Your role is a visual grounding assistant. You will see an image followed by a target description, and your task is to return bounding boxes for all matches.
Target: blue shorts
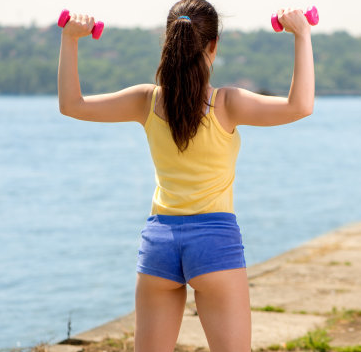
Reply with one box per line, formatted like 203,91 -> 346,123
136,212 -> 246,285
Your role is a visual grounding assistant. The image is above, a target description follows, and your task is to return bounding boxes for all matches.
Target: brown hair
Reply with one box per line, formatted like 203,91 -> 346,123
155,0 -> 220,153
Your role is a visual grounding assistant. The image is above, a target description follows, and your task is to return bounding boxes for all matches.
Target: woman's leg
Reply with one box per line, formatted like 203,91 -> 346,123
134,272 -> 187,352
188,268 -> 251,352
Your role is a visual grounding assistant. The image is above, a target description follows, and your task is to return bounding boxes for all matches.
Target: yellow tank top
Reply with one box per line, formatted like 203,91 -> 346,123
144,86 -> 241,215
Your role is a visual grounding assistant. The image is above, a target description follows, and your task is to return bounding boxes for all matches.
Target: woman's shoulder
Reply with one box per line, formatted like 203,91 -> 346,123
215,86 -> 238,105
139,83 -> 158,99
212,86 -> 235,114
214,86 -> 264,130
132,84 -> 157,127
143,83 -> 158,105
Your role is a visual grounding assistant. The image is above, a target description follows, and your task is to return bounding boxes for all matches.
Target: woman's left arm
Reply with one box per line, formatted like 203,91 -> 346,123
225,9 -> 315,127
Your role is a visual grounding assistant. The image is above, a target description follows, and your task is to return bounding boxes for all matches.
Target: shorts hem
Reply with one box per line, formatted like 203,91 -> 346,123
185,261 -> 247,283
136,264 -> 186,285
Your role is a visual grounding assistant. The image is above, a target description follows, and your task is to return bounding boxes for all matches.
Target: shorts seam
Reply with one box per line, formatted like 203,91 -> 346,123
186,260 -> 247,282
136,264 -> 186,284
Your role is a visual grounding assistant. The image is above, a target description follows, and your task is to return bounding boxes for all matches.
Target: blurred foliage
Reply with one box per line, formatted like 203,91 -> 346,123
0,25 -> 360,95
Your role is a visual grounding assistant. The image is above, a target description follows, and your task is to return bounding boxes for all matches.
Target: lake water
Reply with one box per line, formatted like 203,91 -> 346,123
0,96 -> 360,350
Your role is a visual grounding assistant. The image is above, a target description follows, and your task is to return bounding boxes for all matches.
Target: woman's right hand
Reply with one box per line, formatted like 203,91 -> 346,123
62,13 -> 95,40
277,8 -> 311,37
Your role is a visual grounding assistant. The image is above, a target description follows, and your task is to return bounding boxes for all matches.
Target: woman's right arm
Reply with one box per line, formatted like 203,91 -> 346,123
58,13 -> 151,124
225,8 -> 315,127
58,32 -> 82,115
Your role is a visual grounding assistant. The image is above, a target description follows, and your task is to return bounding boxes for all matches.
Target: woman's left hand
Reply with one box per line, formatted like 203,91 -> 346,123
277,8 -> 311,37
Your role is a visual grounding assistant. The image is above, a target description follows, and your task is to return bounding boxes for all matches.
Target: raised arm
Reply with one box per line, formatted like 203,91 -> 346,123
225,8 -> 315,127
58,13 -> 151,124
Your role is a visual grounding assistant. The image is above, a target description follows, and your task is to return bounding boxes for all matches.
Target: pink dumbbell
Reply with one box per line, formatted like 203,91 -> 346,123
271,6 -> 319,32
58,9 -> 104,40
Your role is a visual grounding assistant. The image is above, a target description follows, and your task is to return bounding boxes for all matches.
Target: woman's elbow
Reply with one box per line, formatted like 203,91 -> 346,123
58,100 -> 82,118
302,105 -> 313,117
59,101 -> 69,116
304,97 -> 314,116
294,104 -> 314,120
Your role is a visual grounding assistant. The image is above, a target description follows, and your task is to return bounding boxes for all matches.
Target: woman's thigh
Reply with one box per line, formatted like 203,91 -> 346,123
134,272 -> 187,352
188,268 -> 251,352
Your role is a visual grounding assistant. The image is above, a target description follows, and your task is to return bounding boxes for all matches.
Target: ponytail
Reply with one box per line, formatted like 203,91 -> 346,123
155,0 -> 219,153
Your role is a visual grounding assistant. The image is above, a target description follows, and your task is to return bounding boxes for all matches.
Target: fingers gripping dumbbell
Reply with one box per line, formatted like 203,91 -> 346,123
58,9 -> 104,40
271,6 -> 319,32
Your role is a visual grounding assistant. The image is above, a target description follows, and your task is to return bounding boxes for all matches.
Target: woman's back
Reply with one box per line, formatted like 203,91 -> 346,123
145,85 -> 241,215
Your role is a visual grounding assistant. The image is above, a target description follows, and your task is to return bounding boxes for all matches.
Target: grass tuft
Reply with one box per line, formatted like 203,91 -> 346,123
333,346 -> 361,352
267,344 -> 283,350
253,305 -> 285,313
285,329 -> 331,352
292,310 -> 308,315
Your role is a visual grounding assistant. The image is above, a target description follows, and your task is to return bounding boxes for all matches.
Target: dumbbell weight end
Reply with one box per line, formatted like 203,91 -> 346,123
92,22 -> 104,40
305,6 -> 319,26
58,9 -> 71,28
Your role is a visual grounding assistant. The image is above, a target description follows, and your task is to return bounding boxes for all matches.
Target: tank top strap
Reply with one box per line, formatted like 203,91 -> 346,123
152,86 -> 159,112
144,86 -> 159,131
205,88 -> 218,115
210,88 -> 218,111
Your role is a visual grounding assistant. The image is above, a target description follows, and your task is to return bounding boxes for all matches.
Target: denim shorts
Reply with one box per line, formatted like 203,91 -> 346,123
136,212 -> 246,285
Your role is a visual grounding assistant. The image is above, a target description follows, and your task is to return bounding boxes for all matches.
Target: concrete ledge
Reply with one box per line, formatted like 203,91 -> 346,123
47,345 -> 83,352
251,311 -> 326,350
70,311 -> 135,343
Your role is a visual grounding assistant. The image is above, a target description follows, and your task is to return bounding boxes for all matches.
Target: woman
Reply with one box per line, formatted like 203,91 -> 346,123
58,0 -> 314,350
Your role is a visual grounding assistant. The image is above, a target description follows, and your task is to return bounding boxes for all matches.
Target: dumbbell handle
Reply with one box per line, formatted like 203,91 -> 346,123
57,9 -> 104,40
271,6 -> 319,32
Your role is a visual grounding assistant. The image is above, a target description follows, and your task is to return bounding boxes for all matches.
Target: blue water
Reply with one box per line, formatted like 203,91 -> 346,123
0,96 -> 360,350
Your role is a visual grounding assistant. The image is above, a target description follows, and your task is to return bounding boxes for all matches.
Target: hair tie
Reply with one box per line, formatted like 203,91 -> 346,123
178,15 -> 191,22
